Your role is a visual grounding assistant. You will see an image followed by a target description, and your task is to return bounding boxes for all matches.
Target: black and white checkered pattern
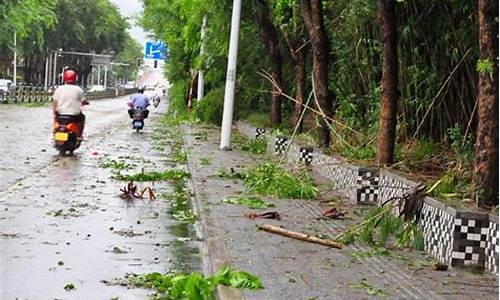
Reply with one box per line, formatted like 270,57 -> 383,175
485,221 -> 499,273
299,147 -> 314,165
255,128 -> 266,139
356,168 -> 379,204
274,136 -> 288,154
419,202 -> 454,264
451,216 -> 490,266
378,174 -> 411,205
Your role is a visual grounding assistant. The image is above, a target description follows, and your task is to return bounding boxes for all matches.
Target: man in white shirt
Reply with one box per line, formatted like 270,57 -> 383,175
52,69 -> 87,137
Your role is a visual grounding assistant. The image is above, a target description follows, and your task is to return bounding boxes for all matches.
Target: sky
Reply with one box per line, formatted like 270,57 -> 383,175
109,0 -> 149,46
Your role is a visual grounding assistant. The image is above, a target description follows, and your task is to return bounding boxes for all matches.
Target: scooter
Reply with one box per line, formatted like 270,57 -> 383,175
53,100 -> 88,156
132,108 -> 146,133
53,115 -> 83,155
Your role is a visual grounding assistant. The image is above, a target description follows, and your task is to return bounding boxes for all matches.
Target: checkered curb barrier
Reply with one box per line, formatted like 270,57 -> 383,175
236,122 -> 499,274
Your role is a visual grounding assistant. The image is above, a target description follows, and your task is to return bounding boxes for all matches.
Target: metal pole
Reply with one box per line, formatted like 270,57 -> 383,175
52,51 -> 58,86
219,0 -> 242,150
44,53 -> 49,90
104,65 -> 108,88
13,32 -> 17,86
97,66 -> 101,86
197,15 -> 207,101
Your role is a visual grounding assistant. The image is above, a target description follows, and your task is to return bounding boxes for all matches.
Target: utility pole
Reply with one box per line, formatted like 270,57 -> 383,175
197,15 -> 207,101
52,50 -> 58,86
97,65 -> 101,86
219,0 -> 242,150
104,65 -> 108,88
44,52 -> 49,90
13,31 -> 17,86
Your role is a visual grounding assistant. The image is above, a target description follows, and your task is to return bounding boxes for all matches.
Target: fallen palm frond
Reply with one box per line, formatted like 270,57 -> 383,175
336,183 -> 426,249
119,181 -> 157,201
244,163 -> 319,199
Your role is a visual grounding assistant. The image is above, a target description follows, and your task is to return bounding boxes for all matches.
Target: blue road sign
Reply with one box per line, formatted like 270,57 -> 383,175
145,41 -> 166,60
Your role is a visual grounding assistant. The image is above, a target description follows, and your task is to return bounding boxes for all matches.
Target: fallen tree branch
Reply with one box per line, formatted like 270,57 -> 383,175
256,223 -> 343,249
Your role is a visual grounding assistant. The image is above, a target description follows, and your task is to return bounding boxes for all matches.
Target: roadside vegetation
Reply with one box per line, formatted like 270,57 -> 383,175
141,0 -> 498,208
126,266 -> 262,300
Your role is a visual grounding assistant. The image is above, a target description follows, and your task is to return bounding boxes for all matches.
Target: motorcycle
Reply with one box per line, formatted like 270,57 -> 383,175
132,108 -> 146,133
53,100 -> 88,156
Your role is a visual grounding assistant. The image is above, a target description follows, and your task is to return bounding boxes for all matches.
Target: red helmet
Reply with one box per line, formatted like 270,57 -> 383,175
63,70 -> 77,84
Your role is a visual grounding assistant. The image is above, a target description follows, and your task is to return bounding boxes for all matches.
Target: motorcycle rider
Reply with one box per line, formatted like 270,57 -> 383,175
128,87 -> 150,118
52,69 -> 87,138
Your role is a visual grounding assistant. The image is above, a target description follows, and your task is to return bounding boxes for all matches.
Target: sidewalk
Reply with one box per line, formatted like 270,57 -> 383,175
180,123 -> 498,300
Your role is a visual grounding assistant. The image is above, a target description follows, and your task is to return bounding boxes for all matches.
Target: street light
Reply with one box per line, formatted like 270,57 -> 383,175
220,0 -> 242,150
13,31 -> 17,86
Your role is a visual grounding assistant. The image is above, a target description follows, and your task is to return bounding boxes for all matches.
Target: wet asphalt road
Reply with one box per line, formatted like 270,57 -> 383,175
0,98 -> 200,299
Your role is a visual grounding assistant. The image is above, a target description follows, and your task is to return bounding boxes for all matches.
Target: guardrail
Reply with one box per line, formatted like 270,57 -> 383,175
0,85 -> 50,103
0,86 -> 138,103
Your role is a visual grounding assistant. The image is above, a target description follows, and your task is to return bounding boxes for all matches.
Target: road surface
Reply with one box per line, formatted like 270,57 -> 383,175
0,97 -> 200,299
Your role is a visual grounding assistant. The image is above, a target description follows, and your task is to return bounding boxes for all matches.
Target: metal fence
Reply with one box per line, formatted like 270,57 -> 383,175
0,86 -> 137,103
0,85 -> 50,103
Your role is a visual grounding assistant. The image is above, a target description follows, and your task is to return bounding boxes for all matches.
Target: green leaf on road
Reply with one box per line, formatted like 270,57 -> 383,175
221,196 -> 275,209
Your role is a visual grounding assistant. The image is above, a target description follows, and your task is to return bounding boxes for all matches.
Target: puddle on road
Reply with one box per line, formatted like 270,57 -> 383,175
164,179 -> 200,273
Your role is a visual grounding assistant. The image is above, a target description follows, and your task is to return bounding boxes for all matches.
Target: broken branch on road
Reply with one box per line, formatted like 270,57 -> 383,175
256,223 -> 343,249
245,211 -> 281,220
119,181 -> 157,200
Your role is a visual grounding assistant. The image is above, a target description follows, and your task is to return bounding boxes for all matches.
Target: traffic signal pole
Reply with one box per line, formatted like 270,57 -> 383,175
220,0 -> 241,150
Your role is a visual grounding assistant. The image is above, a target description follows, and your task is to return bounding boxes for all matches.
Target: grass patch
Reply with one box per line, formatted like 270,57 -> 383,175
244,112 -> 271,128
200,157 -> 211,165
171,148 -> 188,164
98,159 -> 135,171
214,167 -> 245,179
244,163 -> 319,199
11,101 -> 50,108
172,209 -> 197,224
221,196 -> 275,209
114,169 -> 190,181
464,264 -> 485,275
126,266 -> 263,300
240,138 -> 267,155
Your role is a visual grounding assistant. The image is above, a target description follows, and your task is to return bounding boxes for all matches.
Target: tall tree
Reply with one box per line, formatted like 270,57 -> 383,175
254,0 -> 284,125
473,0 -> 498,206
273,0 -> 308,132
299,0 -> 332,147
376,0 -> 399,165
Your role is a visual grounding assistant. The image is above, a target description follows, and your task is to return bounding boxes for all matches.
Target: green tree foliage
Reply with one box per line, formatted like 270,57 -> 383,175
0,0 -> 134,83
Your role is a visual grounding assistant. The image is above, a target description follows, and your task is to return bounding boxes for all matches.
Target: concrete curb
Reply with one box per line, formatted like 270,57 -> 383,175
180,124 -> 245,300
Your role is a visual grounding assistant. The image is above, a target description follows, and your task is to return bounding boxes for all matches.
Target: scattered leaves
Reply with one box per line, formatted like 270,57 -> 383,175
349,278 -> 388,297
126,266 -> 262,300
114,169 -> 190,182
221,196 -> 275,209
244,163 -> 318,199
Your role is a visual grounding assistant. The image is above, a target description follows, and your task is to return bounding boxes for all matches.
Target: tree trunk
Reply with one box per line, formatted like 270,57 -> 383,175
300,0 -> 332,147
254,0 -> 283,125
282,22 -> 308,133
292,47 -> 306,132
376,0 -> 400,165
474,0 -> 499,206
